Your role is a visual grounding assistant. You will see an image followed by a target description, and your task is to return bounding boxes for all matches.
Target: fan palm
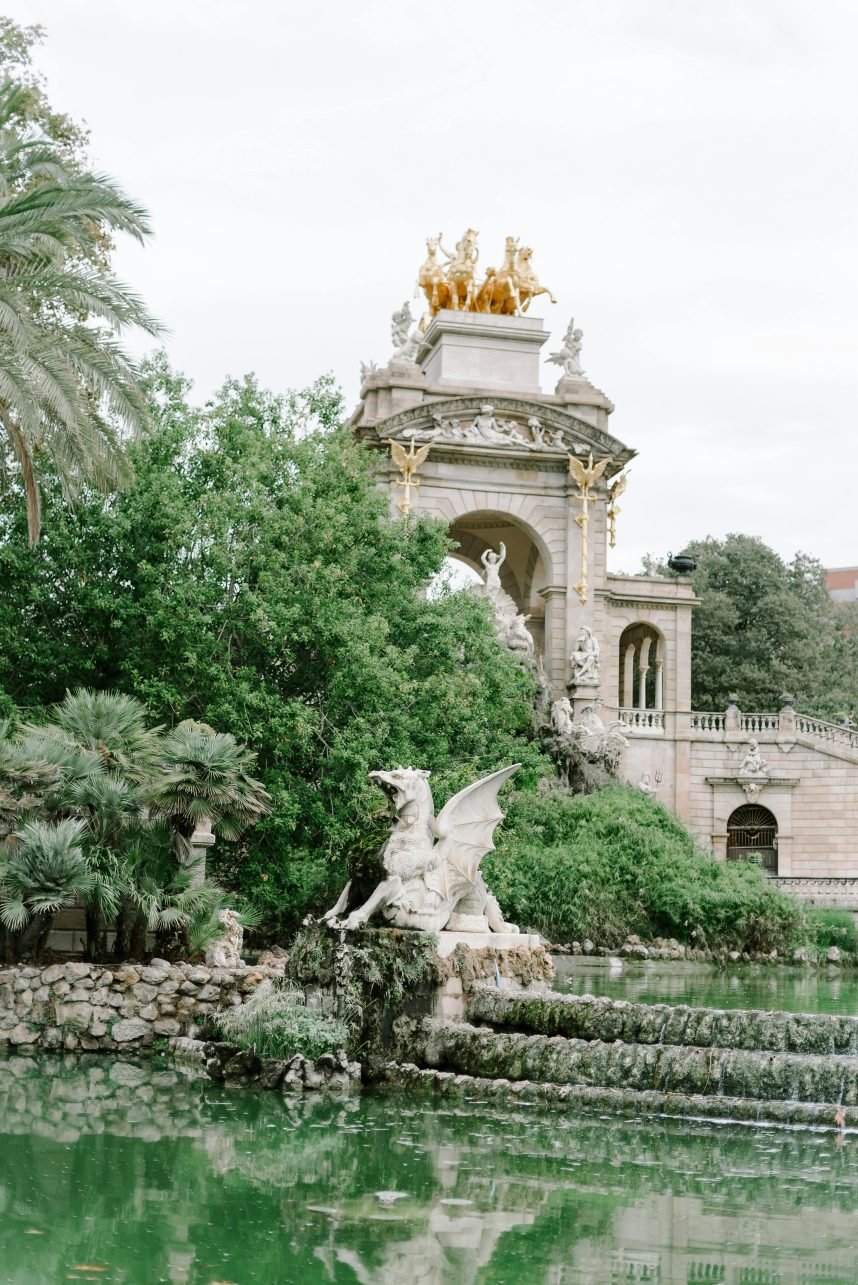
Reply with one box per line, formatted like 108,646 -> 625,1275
145,723 -> 270,867
0,81 -> 160,543
0,816 -> 93,960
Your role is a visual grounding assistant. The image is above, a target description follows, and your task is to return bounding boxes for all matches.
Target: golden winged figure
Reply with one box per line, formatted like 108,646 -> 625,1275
387,437 -> 432,515
389,439 -> 431,474
568,452 -> 612,491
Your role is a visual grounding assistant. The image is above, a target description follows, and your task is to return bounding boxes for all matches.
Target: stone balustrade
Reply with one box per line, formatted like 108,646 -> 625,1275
0,959 -> 284,1052
618,708 -> 665,734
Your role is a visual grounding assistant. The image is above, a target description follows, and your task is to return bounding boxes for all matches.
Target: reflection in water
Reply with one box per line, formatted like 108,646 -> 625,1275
554,955 -> 858,1016
1,1054 -> 858,1283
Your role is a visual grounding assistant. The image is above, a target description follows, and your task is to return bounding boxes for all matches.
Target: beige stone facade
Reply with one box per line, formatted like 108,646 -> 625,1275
354,310 -> 858,896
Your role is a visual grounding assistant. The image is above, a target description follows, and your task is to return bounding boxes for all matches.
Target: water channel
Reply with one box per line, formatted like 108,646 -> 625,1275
553,955 -> 858,1016
1,1053 -> 857,1283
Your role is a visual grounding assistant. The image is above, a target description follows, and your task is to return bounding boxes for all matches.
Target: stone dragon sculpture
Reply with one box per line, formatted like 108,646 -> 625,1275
323,764 -> 520,934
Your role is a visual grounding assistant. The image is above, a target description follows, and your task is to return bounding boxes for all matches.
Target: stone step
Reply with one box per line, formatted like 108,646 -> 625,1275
467,987 -> 858,1055
407,1018 -> 858,1105
380,1062 -> 858,1130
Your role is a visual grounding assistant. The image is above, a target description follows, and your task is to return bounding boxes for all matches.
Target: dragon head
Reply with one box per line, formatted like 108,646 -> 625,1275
369,767 -> 434,827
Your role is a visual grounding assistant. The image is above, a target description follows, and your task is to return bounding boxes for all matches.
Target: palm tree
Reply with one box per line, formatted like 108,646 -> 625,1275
0,82 -> 160,543
145,722 -> 271,869
0,816 -> 92,961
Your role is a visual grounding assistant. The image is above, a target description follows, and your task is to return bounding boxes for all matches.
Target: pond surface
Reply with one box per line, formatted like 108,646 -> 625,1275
2,1054 -> 858,1283
553,955 -> 858,1015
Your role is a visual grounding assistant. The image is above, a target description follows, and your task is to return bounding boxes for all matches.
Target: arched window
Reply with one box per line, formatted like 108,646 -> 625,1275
727,804 -> 778,875
618,623 -> 664,711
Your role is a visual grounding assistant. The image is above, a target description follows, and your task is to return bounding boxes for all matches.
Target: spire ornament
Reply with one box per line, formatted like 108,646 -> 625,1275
569,452 -> 612,604
606,471 -> 629,549
388,438 -> 431,515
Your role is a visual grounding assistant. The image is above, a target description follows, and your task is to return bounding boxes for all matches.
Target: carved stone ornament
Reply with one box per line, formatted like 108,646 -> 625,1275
570,626 -> 600,687
322,765 -> 520,934
399,405 -> 568,453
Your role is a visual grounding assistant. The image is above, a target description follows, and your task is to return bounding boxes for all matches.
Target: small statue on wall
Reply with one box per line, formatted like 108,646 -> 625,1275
739,739 -> 768,777
390,301 -> 421,364
570,626 -> 600,687
548,317 -> 586,380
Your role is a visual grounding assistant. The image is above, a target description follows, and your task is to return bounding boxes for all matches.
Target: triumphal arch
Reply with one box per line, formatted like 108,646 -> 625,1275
350,230 -> 858,898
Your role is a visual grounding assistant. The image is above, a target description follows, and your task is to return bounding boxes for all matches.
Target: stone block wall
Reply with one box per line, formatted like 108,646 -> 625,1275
0,959 -> 283,1053
686,739 -> 858,876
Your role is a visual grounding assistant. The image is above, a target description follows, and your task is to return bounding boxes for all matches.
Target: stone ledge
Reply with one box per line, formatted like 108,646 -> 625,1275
434,929 -> 542,958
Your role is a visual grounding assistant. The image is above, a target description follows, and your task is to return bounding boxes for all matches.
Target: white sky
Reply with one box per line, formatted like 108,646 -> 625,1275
11,0 -> 858,571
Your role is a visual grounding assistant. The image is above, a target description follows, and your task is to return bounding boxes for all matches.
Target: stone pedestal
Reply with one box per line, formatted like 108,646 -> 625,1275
419,310 -> 548,393
434,929 -> 542,958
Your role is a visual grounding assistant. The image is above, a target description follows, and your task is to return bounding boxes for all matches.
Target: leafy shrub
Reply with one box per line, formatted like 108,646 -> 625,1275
485,786 -> 807,955
214,982 -> 349,1060
808,909 -> 858,954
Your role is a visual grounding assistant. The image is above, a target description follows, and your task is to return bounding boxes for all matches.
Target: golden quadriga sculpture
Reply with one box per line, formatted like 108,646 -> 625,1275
416,230 -> 556,326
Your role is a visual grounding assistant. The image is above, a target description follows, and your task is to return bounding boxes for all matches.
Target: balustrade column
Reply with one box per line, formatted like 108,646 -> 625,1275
637,638 -> 652,711
622,643 -> 636,708
654,660 -> 664,711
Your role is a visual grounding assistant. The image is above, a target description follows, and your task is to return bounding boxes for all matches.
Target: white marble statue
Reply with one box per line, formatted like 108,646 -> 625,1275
391,302 -> 413,350
548,317 -> 586,380
739,739 -> 768,776
550,697 -> 575,738
637,772 -> 657,797
476,544 -> 535,664
323,765 -> 520,934
571,700 -> 629,772
570,626 -> 600,687
480,542 -> 506,596
204,908 -> 245,968
390,302 -> 421,364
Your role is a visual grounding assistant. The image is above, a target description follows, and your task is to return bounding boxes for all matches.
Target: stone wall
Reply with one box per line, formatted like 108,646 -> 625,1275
0,959 -> 283,1052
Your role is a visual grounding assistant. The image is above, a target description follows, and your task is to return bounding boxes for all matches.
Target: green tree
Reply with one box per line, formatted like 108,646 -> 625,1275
647,535 -> 854,718
0,23 -> 159,543
0,360 -> 545,932
0,690 -> 268,961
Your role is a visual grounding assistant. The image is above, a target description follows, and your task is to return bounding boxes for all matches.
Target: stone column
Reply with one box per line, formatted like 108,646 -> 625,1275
654,660 -> 664,711
539,585 -> 567,694
637,638 -> 652,710
622,643 -> 636,709
185,819 -> 215,888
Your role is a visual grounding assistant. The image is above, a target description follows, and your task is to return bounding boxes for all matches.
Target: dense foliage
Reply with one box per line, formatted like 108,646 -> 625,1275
0,689 -> 268,962
646,535 -> 858,720
486,786 -> 808,954
214,982 -> 349,1061
0,358 -> 544,933
0,20 -> 158,544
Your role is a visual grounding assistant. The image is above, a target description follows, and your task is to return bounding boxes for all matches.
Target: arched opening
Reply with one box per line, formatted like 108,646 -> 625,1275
727,804 -> 778,875
618,623 -> 665,711
447,511 -> 549,654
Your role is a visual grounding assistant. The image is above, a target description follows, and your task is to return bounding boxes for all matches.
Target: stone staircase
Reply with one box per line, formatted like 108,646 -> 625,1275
390,985 -> 858,1127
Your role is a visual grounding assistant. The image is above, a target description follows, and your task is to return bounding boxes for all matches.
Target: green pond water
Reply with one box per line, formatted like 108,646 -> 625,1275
553,955 -> 858,1015
2,1055 -> 858,1284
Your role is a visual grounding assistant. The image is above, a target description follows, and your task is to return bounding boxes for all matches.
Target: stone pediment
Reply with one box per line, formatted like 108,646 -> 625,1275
364,396 -> 633,473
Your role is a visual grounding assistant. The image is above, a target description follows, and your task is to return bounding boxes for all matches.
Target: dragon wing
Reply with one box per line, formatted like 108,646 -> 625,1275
411,443 -> 432,469
431,764 -> 520,902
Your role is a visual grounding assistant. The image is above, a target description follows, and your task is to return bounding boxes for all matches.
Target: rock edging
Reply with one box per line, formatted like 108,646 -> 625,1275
0,959 -> 284,1052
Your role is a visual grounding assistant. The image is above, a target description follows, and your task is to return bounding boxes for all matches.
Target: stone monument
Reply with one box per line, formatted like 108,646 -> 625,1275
323,764 -> 521,936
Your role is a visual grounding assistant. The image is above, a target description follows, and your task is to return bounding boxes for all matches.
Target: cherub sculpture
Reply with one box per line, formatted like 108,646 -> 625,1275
323,764 -> 520,933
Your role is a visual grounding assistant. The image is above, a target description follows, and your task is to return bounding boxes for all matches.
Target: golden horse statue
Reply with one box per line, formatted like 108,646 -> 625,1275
416,231 -> 555,322
514,245 -> 557,312
416,235 -> 453,316
439,228 -> 479,312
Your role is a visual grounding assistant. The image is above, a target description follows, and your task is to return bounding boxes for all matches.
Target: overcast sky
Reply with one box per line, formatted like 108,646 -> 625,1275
10,0 -> 857,572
